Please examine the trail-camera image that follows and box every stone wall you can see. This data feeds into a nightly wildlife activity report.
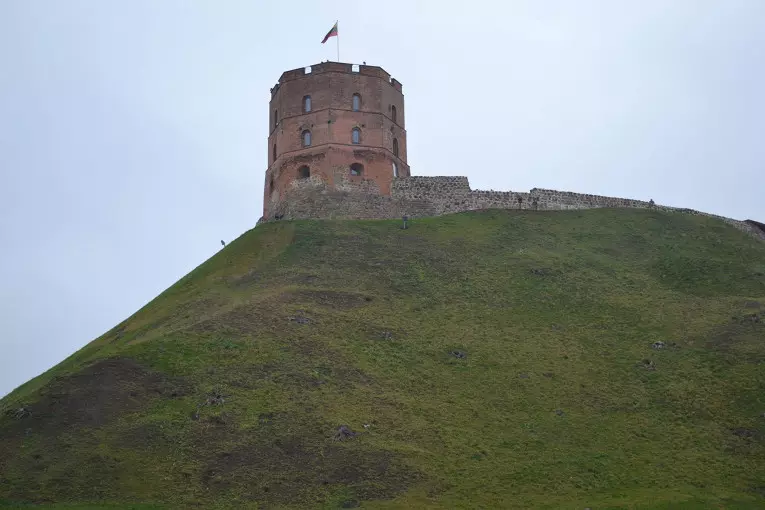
[261,175,765,241]
[745,219,765,236]
[391,177,530,215]
[529,188,649,210]
[268,176,436,220]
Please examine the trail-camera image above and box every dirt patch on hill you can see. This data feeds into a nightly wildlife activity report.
[219,355,373,393]
[706,319,764,352]
[223,362,325,391]
[120,422,169,449]
[283,289,374,310]
[188,302,281,335]
[201,414,419,506]
[187,290,371,336]
[226,269,261,288]
[0,358,189,501]
[126,295,232,343]
[2,358,188,437]
[703,315,765,366]
[356,322,409,342]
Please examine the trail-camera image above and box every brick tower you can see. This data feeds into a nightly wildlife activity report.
[263,62,409,219]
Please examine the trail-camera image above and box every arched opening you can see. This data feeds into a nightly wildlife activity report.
[302,130,311,147]
[350,163,364,176]
[352,93,361,111]
[273,109,278,129]
[392,138,399,157]
[392,161,398,178]
[297,166,310,179]
[303,95,311,113]
[269,175,274,193]
[272,143,277,163]
[352,127,361,145]
[391,105,397,123]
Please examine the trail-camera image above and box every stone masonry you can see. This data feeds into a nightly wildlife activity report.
[262,175,765,241]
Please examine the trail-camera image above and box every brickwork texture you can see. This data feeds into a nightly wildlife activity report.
[265,62,408,218]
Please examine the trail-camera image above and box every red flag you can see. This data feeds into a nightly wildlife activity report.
[321,22,338,44]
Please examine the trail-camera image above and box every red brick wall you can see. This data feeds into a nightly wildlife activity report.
[264,64,408,217]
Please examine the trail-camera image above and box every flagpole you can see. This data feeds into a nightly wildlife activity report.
[336,20,340,61]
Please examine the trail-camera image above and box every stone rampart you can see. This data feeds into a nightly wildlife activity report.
[260,175,765,240]
[268,176,436,220]
[529,188,649,210]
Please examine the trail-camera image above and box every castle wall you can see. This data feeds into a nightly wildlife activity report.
[269,176,435,220]
[529,188,649,210]
[261,64,762,240]
[745,219,765,236]
[262,175,765,241]
[392,177,532,215]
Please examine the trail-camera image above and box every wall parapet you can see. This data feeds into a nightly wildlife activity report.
[272,62,402,96]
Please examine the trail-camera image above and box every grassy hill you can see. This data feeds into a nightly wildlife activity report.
[1,208,765,510]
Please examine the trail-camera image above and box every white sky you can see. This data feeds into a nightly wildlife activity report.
[1,0,764,396]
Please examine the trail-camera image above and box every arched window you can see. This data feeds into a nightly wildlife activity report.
[303,95,311,113]
[352,93,361,111]
[274,110,278,129]
[269,175,274,192]
[272,143,277,162]
[350,163,363,176]
[392,161,398,178]
[393,138,399,157]
[391,105,397,123]
[352,127,361,145]
[302,130,311,147]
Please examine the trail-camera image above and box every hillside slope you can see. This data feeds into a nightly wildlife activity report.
[2,209,765,509]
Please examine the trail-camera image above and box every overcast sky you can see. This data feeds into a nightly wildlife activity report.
[1,0,764,397]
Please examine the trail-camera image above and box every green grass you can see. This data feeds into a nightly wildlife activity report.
[0,503,162,510]
[2,208,765,509]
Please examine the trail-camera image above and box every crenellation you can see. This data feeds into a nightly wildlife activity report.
[358,65,390,81]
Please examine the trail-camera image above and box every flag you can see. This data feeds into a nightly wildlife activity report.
[321,22,338,44]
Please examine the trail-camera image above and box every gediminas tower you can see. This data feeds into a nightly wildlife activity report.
[264,62,409,218]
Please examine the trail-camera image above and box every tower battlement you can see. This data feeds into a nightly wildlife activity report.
[270,62,402,97]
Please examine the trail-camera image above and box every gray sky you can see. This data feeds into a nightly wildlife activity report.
[1,0,764,397]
